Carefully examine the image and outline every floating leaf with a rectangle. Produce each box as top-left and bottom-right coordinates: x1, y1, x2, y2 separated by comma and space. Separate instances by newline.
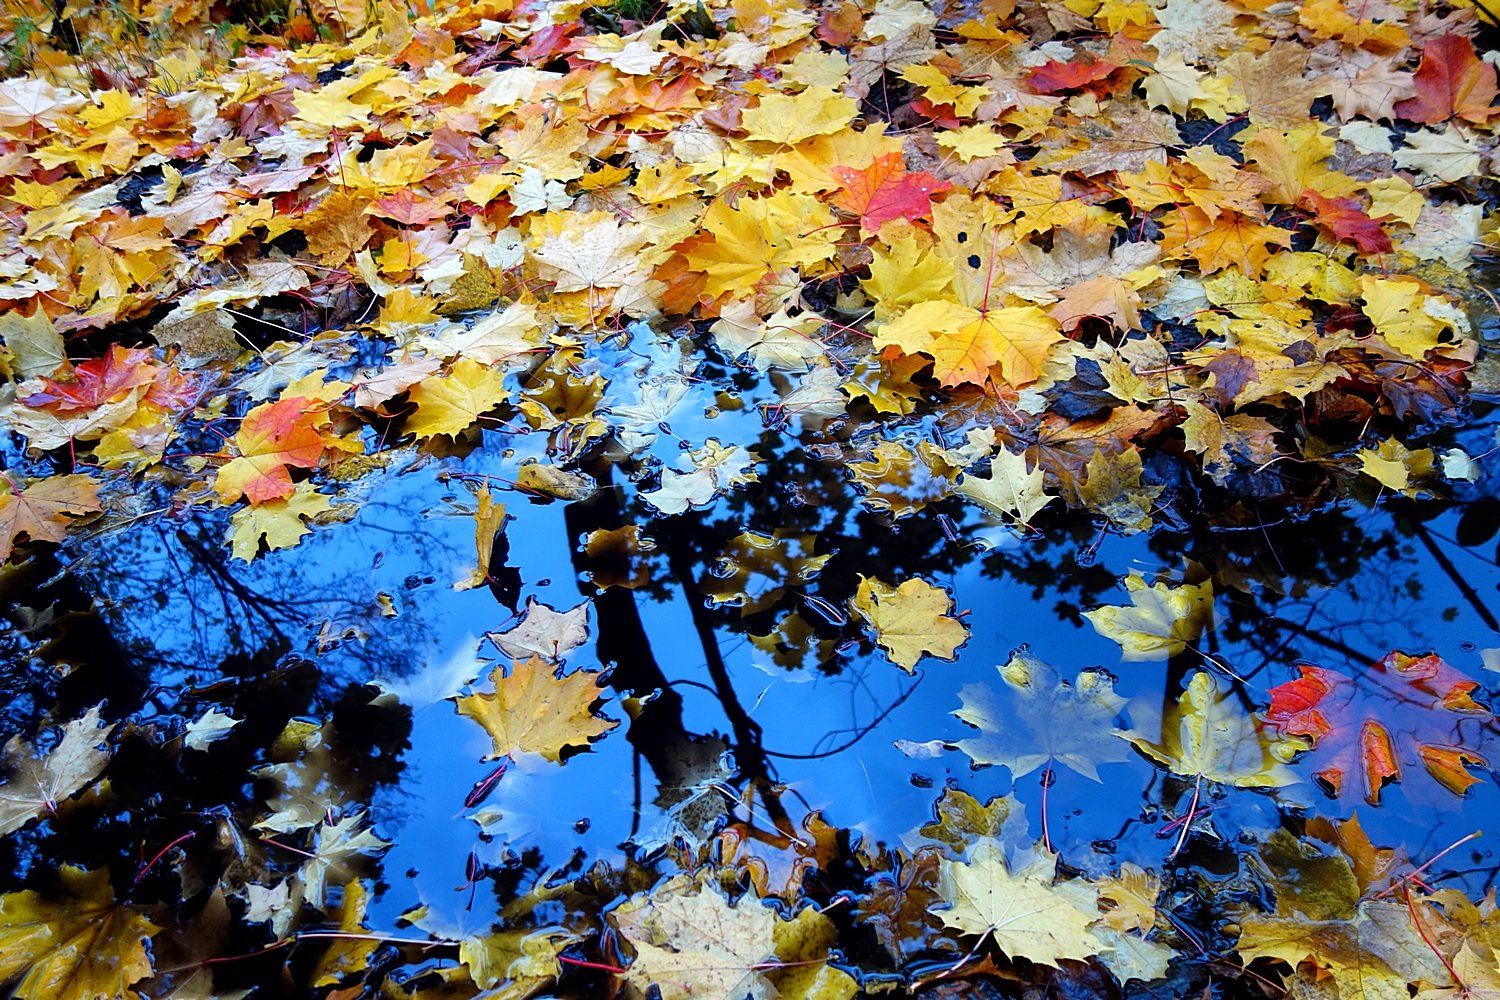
0, 865, 160, 1000
1084, 573, 1214, 661
850, 576, 968, 672
936, 839, 1102, 966
1122, 671, 1298, 788
454, 658, 618, 762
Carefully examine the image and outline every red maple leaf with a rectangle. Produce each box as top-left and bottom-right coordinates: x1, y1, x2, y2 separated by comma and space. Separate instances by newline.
1263, 652, 1495, 806
1394, 34, 1498, 124
1025, 56, 1122, 95
831, 153, 952, 234
1298, 189, 1393, 255
18, 346, 158, 412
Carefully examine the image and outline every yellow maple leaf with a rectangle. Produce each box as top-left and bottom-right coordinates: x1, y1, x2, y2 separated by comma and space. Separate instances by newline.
850, 575, 969, 672
404, 359, 509, 439
741, 86, 858, 146
875, 299, 1062, 388
1084, 573, 1213, 661
226, 482, 333, 562
0, 865, 160, 999
1358, 437, 1435, 493
1359, 277, 1453, 359
454, 658, 618, 763
685, 192, 838, 300
936, 840, 1102, 965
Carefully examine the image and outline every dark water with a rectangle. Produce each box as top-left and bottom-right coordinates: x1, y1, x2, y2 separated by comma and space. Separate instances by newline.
16, 393, 1499, 942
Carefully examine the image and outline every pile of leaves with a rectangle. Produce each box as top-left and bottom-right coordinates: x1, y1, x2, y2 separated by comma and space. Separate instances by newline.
2, 0, 1500, 994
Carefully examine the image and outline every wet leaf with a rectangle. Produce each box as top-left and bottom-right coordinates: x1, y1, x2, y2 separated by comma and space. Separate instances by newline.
486, 598, 590, 662
611, 876, 778, 1000
952, 649, 1129, 780
850, 576, 969, 673
0, 865, 160, 1000
0, 474, 102, 563
454, 658, 618, 762
0, 706, 114, 837
1084, 573, 1214, 661
936, 839, 1103, 966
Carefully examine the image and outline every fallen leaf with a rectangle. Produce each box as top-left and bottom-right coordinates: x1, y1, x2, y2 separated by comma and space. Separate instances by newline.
1084, 573, 1214, 661
0, 474, 102, 563
0, 705, 115, 836
0, 866, 159, 1000
454, 658, 618, 762
850, 575, 969, 672
1122, 671, 1299, 788
936, 839, 1103, 965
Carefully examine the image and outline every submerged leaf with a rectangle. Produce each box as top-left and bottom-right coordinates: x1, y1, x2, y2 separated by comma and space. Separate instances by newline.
952, 650, 1128, 780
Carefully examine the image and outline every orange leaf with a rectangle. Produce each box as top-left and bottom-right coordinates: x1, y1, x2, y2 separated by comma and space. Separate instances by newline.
1025, 56, 1122, 95
831, 153, 952, 234
214, 397, 334, 505
1264, 653, 1494, 806
366, 188, 452, 226
18, 347, 157, 413
0, 474, 101, 562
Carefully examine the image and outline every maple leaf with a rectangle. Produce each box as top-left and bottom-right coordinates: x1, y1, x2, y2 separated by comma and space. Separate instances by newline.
741, 86, 858, 146
831, 152, 952, 234
1122, 671, 1298, 788
1298, 189, 1393, 255
296, 814, 391, 911
1025, 55, 1122, 95
875, 300, 1063, 388
0, 474, 102, 563
954, 447, 1054, 526
1084, 573, 1213, 661
685, 192, 839, 301
611, 877, 777, 1000
1358, 438, 1436, 494
936, 839, 1103, 965
486, 598, 590, 661
454, 658, 618, 763
226, 481, 332, 562
1262, 652, 1494, 806
18, 346, 157, 412
215, 396, 359, 505
459, 925, 573, 993
700, 530, 830, 616
0, 705, 114, 836
309, 880, 378, 988
850, 575, 969, 673
1395, 34, 1498, 124
0, 865, 160, 1000
952, 649, 1129, 780
641, 439, 759, 516
403, 359, 509, 439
